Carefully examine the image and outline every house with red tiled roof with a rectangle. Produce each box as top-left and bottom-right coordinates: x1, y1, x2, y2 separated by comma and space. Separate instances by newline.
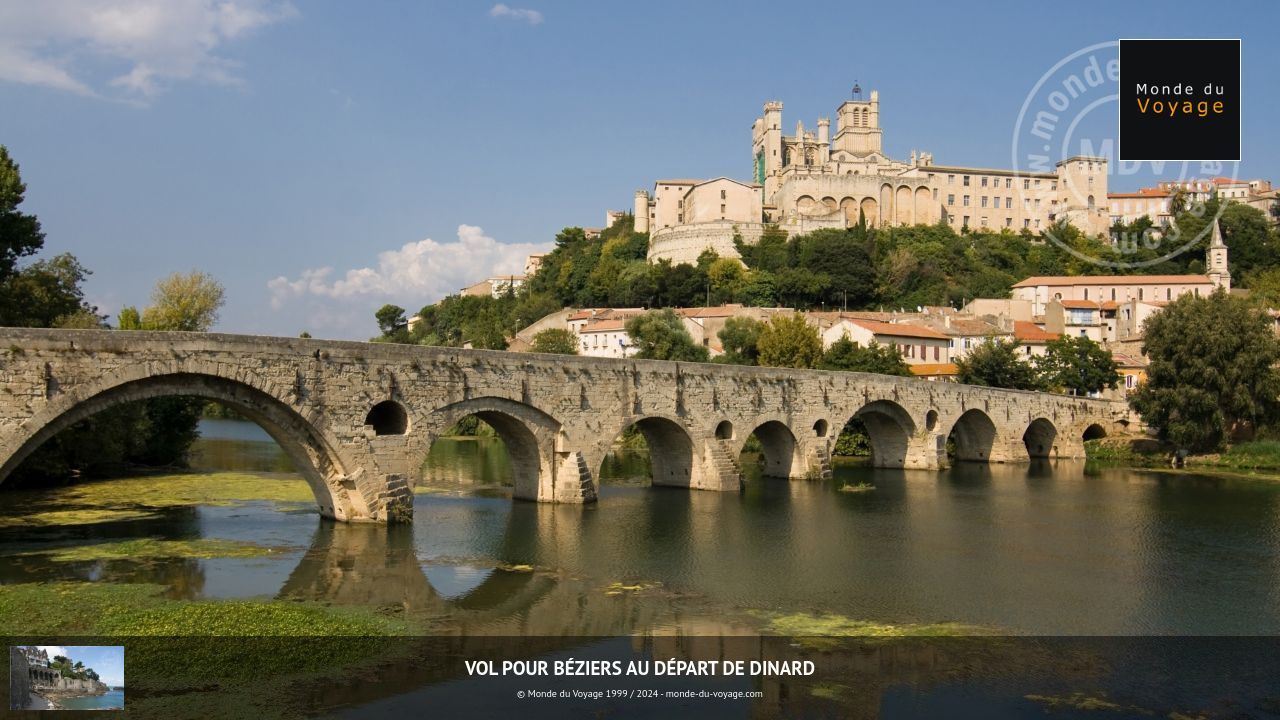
910, 363, 960, 382
821, 317, 951, 365
1012, 320, 1059, 357
578, 318, 636, 359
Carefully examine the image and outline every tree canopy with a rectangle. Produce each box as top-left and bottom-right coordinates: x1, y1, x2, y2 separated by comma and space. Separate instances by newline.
757, 313, 823, 369
954, 338, 1044, 391
1129, 289, 1280, 451
818, 336, 913, 376
624, 309, 709, 362
1036, 335, 1120, 396
530, 328, 578, 354
135, 271, 226, 332
716, 317, 763, 365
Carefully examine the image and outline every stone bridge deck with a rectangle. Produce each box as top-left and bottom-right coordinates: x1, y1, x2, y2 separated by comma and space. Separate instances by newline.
0, 328, 1132, 522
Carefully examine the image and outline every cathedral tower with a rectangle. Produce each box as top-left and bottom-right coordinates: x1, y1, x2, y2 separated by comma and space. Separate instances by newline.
832, 89, 883, 157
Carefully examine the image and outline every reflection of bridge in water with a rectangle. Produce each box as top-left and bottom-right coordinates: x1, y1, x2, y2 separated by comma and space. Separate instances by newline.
269, 518, 1102, 720
0, 329, 1131, 523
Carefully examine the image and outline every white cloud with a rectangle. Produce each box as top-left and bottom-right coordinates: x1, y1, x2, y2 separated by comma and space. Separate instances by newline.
268, 224, 551, 313
38, 646, 69, 660
0, 0, 297, 100
488, 4, 543, 25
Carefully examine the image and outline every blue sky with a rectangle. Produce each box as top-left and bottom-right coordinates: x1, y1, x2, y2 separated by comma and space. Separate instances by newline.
37, 645, 125, 687
1, 1, 1276, 339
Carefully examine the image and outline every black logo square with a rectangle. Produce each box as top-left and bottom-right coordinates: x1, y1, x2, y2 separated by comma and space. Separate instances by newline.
1119, 39, 1240, 161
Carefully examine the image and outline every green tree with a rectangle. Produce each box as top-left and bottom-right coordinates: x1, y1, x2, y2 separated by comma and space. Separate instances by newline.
1130, 289, 1280, 451
1244, 266, 1280, 307
955, 338, 1044, 390
52, 308, 106, 328
117, 306, 143, 330
716, 317, 763, 365
530, 328, 578, 354
1036, 335, 1120, 395
375, 304, 407, 335
624, 309, 709, 361
757, 313, 823, 369
140, 271, 225, 331
0, 145, 45, 281
1217, 203, 1277, 279
818, 336, 912, 376
0, 253, 96, 327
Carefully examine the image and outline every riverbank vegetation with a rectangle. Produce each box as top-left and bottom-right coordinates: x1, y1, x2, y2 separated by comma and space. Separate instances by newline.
1130, 289, 1280, 452
1086, 437, 1280, 476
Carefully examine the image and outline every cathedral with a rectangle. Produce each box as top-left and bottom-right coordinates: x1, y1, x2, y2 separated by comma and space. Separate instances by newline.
639, 90, 1112, 264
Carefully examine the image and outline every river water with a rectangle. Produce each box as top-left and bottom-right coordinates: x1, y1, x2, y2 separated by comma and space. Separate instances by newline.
2, 418, 1277, 637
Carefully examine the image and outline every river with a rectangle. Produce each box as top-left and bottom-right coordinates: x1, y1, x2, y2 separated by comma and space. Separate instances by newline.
2, 419, 1279, 716
2, 418, 1277, 635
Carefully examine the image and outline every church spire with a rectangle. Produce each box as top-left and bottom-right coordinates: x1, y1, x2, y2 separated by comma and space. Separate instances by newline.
1206, 218, 1231, 291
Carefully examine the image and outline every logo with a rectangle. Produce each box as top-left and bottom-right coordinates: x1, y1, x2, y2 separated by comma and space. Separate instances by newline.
1011, 41, 1239, 270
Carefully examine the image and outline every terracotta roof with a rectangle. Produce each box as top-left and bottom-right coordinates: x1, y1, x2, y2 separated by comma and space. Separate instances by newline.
846, 318, 950, 340
1100, 300, 1120, 310
580, 319, 628, 333
942, 318, 1004, 336
910, 363, 959, 376
567, 310, 595, 321
1014, 321, 1059, 342
1059, 299, 1101, 309
1111, 353, 1149, 367
1013, 275, 1212, 288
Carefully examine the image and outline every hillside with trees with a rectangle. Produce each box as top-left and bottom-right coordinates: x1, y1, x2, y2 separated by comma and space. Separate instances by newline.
376, 201, 1279, 348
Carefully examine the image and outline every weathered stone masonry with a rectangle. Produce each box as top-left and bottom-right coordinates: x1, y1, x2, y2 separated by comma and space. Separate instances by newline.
0, 329, 1131, 522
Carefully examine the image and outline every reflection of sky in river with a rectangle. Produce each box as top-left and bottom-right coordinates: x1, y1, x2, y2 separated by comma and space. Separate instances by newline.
421, 564, 494, 599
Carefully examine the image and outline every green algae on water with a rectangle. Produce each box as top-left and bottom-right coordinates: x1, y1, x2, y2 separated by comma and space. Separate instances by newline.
0, 472, 315, 528
755, 611, 991, 637
0, 582, 414, 637
0, 507, 163, 528
18, 538, 295, 562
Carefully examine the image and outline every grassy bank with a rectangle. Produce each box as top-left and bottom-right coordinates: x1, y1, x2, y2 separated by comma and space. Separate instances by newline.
1085, 438, 1280, 477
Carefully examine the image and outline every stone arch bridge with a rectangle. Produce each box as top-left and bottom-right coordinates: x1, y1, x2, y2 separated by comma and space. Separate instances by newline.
0, 329, 1132, 522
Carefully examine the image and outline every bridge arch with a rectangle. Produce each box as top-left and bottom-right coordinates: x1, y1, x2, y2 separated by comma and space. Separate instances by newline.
1023, 418, 1058, 458
1082, 423, 1108, 441
740, 420, 802, 478
0, 370, 366, 520
946, 408, 998, 463
601, 415, 697, 489
849, 400, 916, 468
424, 396, 563, 502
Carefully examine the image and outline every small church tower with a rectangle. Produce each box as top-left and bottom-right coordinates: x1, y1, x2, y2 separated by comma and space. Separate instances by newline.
1206, 218, 1231, 291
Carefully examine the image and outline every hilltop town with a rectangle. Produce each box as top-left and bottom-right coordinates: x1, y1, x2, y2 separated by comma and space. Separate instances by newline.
404, 93, 1275, 411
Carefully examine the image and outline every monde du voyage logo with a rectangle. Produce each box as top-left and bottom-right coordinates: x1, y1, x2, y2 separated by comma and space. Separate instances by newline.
1119, 39, 1241, 162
